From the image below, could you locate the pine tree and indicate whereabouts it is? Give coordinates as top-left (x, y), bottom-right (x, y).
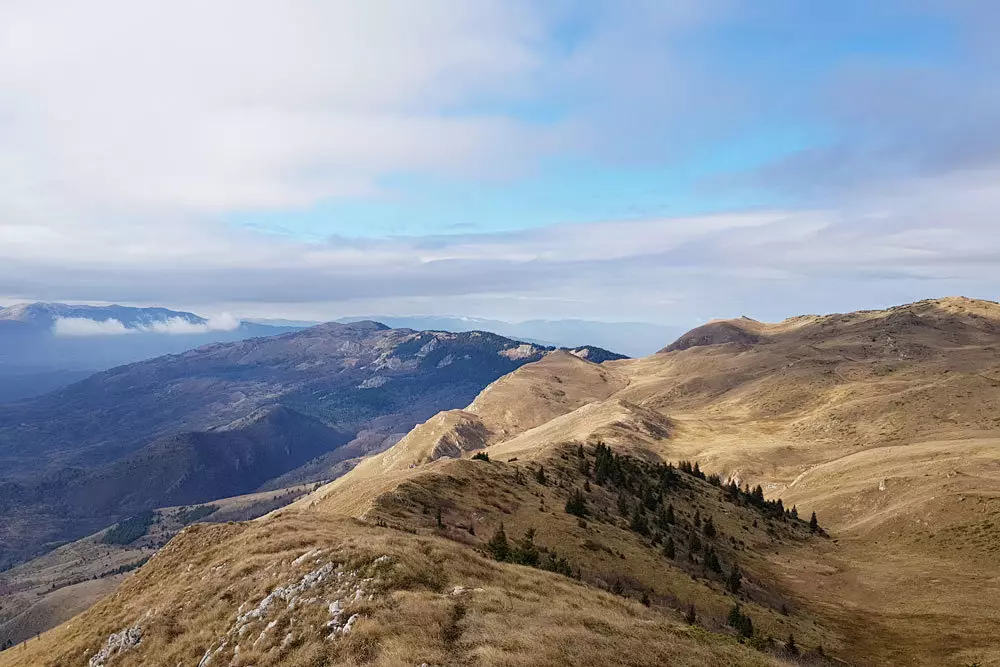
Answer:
top-left (740, 613), bottom-right (753, 639)
top-left (786, 634), bottom-right (799, 656)
top-left (630, 507), bottom-right (650, 535)
top-left (514, 528), bottom-right (540, 566)
top-left (583, 479), bottom-right (591, 492)
top-left (436, 507), bottom-right (443, 528)
top-left (565, 488), bottom-right (587, 517)
top-left (666, 504), bottom-right (675, 524)
top-left (694, 510), bottom-right (702, 529)
top-left (487, 523), bottom-right (509, 562)
top-left (617, 493), bottom-right (630, 516)
top-left (809, 511), bottom-right (819, 533)
top-left (704, 547), bottom-right (722, 573)
top-left (689, 530), bottom-right (702, 553)
top-left (685, 603), bottom-right (697, 625)
top-left (703, 515), bottom-right (716, 538)
top-left (728, 604), bottom-right (743, 628)
top-left (535, 465), bottom-right (547, 485)
top-left (727, 564), bottom-right (743, 594)
top-left (577, 444), bottom-right (585, 458)
top-left (663, 537), bottom-right (675, 560)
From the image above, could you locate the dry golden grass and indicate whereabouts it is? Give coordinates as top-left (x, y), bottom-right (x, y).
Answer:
top-left (283, 297), bottom-right (1000, 666)
top-left (0, 514), bottom-right (788, 667)
top-left (0, 484), bottom-right (315, 648)
top-left (9, 296), bottom-right (1000, 666)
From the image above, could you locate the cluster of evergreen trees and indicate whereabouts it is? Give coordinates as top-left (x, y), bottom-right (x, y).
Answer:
top-left (100, 511), bottom-right (156, 546)
top-left (676, 459), bottom-right (820, 531)
top-left (486, 524), bottom-right (575, 577)
top-left (573, 445), bottom-right (745, 594)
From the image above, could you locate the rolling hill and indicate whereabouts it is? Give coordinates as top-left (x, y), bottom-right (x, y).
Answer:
top-left (4, 297), bottom-right (999, 666)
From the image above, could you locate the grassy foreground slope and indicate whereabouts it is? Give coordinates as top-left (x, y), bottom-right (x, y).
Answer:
top-left (0, 514), bottom-right (788, 667)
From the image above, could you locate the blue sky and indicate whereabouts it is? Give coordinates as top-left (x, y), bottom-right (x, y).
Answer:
top-left (231, 2), bottom-right (955, 240)
top-left (1, 1), bottom-right (998, 327)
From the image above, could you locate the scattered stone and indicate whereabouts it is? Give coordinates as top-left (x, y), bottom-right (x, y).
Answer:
top-left (89, 625), bottom-right (142, 667)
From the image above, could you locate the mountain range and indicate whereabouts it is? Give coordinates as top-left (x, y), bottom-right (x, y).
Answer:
top-left (0, 319), bottom-right (622, 568)
top-left (3, 297), bottom-right (1000, 666)
top-left (0, 303), bottom-right (666, 403)
top-left (334, 315), bottom-right (681, 358)
top-left (0, 303), bottom-right (301, 402)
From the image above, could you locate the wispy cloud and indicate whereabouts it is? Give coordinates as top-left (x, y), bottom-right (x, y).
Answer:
top-left (52, 314), bottom-right (240, 337)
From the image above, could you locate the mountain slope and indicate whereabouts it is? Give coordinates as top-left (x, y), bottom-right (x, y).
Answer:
top-left (0, 513), bottom-right (789, 667)
top-left (9, 297), bottom-right (1000, 666)
top-left (311, 296), bottom-right (1000, 666)
top-left (0, 323), bottom-right (560, 567)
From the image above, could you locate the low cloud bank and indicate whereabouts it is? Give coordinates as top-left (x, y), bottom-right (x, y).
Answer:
top-left (52, 313), bottom-right (240, 337)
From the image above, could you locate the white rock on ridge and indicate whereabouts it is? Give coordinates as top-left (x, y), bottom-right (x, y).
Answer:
top-left (88, 625), bottom-right (142, 667)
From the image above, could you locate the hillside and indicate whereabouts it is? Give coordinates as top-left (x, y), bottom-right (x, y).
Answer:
top-left (5, 297), bottom-right (1000, 666)
top-left (0, 484), bottom-right (315, 648)
top-left (0, 323), bottom-right (561, 567)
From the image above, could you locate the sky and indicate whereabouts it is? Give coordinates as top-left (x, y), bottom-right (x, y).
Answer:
top-left (1, 0), bottom-right (998, 327)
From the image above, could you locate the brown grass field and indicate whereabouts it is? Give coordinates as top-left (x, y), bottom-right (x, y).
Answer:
top-left (3, 296), bottom-right (1000, 666)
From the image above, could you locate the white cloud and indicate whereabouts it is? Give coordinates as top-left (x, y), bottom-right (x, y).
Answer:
top-left (0, 0), bottom-right (551, 221)
top-left (142, 314), bottom-right (240, 335)
top-left (52, 313), bottom-right (240, 336)
top-left (19, 167), bottom-right (1000, 324)
top-left (52, 317), bottom-right (132, 336)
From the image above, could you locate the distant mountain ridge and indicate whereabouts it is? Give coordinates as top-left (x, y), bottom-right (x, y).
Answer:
top-left (0, 320), bottom-right (625, 567)
top-left (0, 302), bottom-right (206, 328)
top-left (0, 302), bottom-right (303, 402)
top-left (336, 315), bottom-right (679, 357)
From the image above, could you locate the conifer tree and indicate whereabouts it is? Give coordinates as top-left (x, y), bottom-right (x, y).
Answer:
top-left (727, 564), bottom-right (743, 594)
top-left (565, 488), bottom-right (587, 517)
top-left (515, 528), bottom-right (540, 566)
top-left (663, 537), bottom-right (675, 559)
top-left (685, 603), bottom-right (697, 625)
top-left (535, 465), bottom-right (547, 485)
top-left (630, 507), bottom-right (650, 535)
top-left (703, 515), bottom-right (717, 538)
top-left (704, 546), bottom-right (722, 573)
top-left (487, 523), bottom-right (509, 562)
top-left (810, 511), bottom-right (819, 533)
top-left (688, 530), bottom-right (702, 553)
top-left (666, 503), bottom-right (675, 524)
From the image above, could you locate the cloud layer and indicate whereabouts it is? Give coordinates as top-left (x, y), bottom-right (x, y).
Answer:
top-left (52, 314), bottom-right (240, 337)
top-left (2, 2), bottom-right (999, 324)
